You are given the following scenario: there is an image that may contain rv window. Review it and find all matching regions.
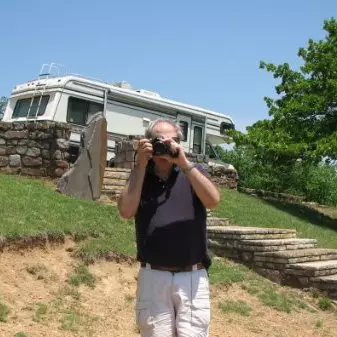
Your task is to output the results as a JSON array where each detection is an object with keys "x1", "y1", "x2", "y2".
[
  {"x1": 220, "y1": 121, "x2": 234, "y2": 134},
  {"x1": 193, "y1": 126, "x2": 202, "y2": 154},
  {"x1": 179, "y1": 121, "x2": 188, "y2": 141},
  {"x1": 67, "y1": 97, "x2": 103, "y2": 125},
  {"x1": 12, "y1": 96, "x2": 49, "y2": 118}
]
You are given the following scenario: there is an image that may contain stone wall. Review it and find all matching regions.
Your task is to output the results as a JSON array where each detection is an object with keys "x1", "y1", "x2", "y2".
[
  {"x1": 113, "y1": 137, "x2": 138, "y2": 169},
  {"x1": 0, "y1": 121, "x2": 71, "y2": 178},
  {"x1": 106, "y1": 138, "x2": 238, "y2": 199}
]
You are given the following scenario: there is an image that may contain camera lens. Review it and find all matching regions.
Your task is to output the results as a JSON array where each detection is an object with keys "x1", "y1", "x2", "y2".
[{"x1": 153, "y1": 141, "x2": 167, "y2": 155}]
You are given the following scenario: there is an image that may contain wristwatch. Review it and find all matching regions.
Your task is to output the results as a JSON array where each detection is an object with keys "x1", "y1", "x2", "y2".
[{"x1": 182, "y1": 162, "x2": 196, "y2": 174}]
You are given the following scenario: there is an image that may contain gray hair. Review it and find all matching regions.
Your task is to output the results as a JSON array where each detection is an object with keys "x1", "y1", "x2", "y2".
[{"x1": 145, "y1": 118, "x2": 183, "y2": 141}]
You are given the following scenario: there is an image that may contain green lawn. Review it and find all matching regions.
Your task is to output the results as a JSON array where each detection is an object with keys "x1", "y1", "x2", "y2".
[{"x1": 0, "y1": 173, "x2": 135, "y2": 256}]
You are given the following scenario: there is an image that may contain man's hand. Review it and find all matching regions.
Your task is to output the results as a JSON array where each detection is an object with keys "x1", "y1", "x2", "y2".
[
  {"x1": 136, "y1": 138, "x2": 153, "y2": 168},
  {"x1": 156, "y1": 138, "x2": 190, "y2": 170}
]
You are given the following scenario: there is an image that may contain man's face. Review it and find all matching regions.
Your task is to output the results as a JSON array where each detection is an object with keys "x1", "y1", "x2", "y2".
[{"x1": 151, "y1": 122, "x2": 178, "y2": 169}]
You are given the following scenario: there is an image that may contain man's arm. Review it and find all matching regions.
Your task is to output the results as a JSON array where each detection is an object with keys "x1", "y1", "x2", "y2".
[
  {"x1": 160, "y1": 138, "x2": 220, "y2": 209},
  {"x1": 117, "y1": 165, "x2": 147, "y2": 219},
  {"x1": 117, "y1": 139, "x2": 152, "y2": 219},
  {"x1": 182, "y1": 163, "x2": 220, "y2": 209}
]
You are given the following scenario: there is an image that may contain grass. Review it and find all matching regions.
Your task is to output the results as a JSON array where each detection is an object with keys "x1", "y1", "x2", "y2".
[
  {"x1": 219, "y1": 300, "x2": 252, "y2": 316},
  {"x1": 68, "y1": 264, "x2": 96, "y2": 288},
  {"x1": 214, "y1": 188, "x2": 337, "y2": 249},
  {"x1": 0, "y1": 173, "x2": 136, "y2": 257},
  {"x1": 33, "y1": 303, "x2": 48, "y2": 322},
  {"x1": 0, "y1": 301, "x2": 9, "y2": 322},
  {"x1": 210, "y1": 258, "x2": 325, "y2": 314},
  {"x1": 48, "y1": 285, "x2": 98, "y2": 333}
]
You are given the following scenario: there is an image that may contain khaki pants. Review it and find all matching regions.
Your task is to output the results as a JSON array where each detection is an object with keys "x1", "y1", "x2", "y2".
[{"x1": 135, "y1": 263, "x2": 210, "y2": 337}]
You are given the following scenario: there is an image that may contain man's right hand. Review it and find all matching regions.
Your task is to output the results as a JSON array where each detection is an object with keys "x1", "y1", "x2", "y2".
[{"x1": 136, "y1": 138, "x2": 153, "y2": 168}]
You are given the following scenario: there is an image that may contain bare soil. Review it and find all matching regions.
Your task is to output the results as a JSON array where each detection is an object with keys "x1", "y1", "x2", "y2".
[{"x1": 1, "y1": 240, "x2": 337, "y2": 337}]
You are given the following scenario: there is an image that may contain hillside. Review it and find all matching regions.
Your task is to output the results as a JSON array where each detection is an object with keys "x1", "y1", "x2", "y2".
[{"x1": 0, "y1": 173, "x2": 337, "y2": 337}]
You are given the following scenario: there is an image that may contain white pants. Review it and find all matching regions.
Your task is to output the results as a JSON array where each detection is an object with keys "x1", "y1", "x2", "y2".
[{"x1": 135, "y1": 264, "x2": 210, "y2": 337}]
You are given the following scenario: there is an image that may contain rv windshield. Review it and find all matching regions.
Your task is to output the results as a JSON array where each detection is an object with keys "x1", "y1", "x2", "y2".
[{"x1": 12, "y1": 96, "x2": 49, "y2": 118}]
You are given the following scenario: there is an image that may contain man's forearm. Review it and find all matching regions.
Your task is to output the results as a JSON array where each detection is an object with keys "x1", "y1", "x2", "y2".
[
  {"x1": 117, "y1": 165, "x2": 146, "y2": 219},
  {"x1": 184, "y1": 166, "x2": 220, "y2": 209}
]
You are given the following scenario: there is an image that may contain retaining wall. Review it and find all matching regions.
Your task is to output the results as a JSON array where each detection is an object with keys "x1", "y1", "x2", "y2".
[{"x1": 0, "y1": 121, "x2": 71, "y2": 178}]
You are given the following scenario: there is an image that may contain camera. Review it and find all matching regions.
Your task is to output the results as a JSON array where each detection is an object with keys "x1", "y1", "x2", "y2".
[{"x1": 151, "y1": 137, "x2": 179, "y2": 157}]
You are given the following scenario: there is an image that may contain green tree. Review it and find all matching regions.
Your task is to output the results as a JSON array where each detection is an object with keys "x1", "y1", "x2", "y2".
[
  {"x1": 0, "y1": 96, "x2": 8, "y2": 120},
  {"x1": 232, "y1": 18, "x2": 337, "y2": 166}
]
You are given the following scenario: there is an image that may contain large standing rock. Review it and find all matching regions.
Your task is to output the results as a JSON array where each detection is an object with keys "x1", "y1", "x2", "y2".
[{"x1": 56, "y1": 112, "x2": 107, "y2": 200}]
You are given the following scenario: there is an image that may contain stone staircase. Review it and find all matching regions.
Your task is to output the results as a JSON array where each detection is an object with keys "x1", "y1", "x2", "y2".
[
  {"x1": 101, "y1": 167, "x2": 131, "y2": 200},
  {"x1": 207, "y1": 218, "x2": 337, "y2": 299}
]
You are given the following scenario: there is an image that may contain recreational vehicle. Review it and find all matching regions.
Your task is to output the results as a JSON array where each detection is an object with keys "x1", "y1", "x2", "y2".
[{"x1": 3, "y1": 64, "x2": 235, "y2": 165}]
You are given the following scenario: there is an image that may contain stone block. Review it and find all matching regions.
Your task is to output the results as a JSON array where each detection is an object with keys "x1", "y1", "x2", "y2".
[
  {"x1": 9, "y1": 154, "x2": 21, "y2": 167},
  {"x1": 52, "y1": 150, "x2": 62, "y2": 160},
  {"x1": 0, "y1": 156, "x2": 9, "y2": 167},
  {"x1": 55, "y1": 128, "x2": 65, "y2": 138},
  {"x1": 56, "y1": 138, "x2": 69, "y2": 150},
  {"x1": 41, "y1": 149, "x2": 51, "y2": 159},
  {"x1": 27, "y1": 140, "x2": 43, "y2": 148},
  {"x1": 57, "y1": 113, "x2": 107, "y2": 200},
  {"x1": 26, "y1": 147, "x2": 41, "y2": 157},
  {"x1": 21, "y1": 167, "x2": 46, "y2": 176},
  {"x1": 55, "y1": 160, "x2": 69, "y2": 169},
  {"x1": 0, "y1": 122, "x2": 11, "y2": 131},
  {"x1": 104, "y1": 171, "x2": 130, "y2": 179},
  {"x1": 22, "y1": 156, "x2": 43, "y2": 167},
  {"x1": 0, "y1": 147, "x2": 6, "y2": 155},
  {"x1": 6, "y1": 140, "x2": 18, "y2": 146},
  {"x1": 4, "y1": 130, "x2": 28, "y2": 139},
  {"x1": 115, "y1": 152, "x2": 126, "y2": 161},
  {"x1": 124, "y1": 162, "x2": 134, "y2": 169},
  {"x1": 103, "y1": 178, "x2": 127, "y2": 186},
  {"x1": 18, "y1": 139, "x2": 28, "y2": 146},
  {"x1": 54, "y1": 168, "x2": 65, "y2": 177},
  {"x1": 12, "y1": 122, "x2": 25, "y2": 130},
  {"x1": 0, "y1": 138, "x2": 5, "y2": 145},
  {"x1": 16, "y1": 146, "x2": 27, "y2": 155},
  {"x1": 6, "y1": 146, "x2": 16, "y2": 155},
  {"x1": 126, "y1": 150, "x2": 135, "y2": 161}
]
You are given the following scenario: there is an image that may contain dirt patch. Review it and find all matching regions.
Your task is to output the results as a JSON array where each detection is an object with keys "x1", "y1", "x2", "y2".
[{"x1": 0, "y1": 241, "x2": 336, "y2": 337}]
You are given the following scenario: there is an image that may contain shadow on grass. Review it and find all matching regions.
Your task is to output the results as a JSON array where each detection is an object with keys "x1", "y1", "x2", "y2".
[{"x1": 261, "y1": 198, "x2": 337, "y2": 232}]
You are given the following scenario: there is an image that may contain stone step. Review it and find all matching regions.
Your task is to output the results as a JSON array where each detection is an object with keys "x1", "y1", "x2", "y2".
[
  {"x1": 310, "y1": 274, "x2": 337, "y2": 298},
  {"x1": 105, "y1": 167, "x2": 131, "y2": 172},
  {"x1": 207, "y1": 226, "x2": 296, "y2": 240},
  {"x1": 103, "y1": 178, "x2": 127, "y2": 186},
  {"x1": 104, "y1": 171, "x2": 131, "y2": 179},
  {"x1": 285, "y1": 260, "x2": 337, "y2": 277},
  {"x1": 208, "y1": 238, "x2": 316, "y2": 253},
  {"x1": 254, "y1": 248, "x2": 337, "y2": 265},
  {"x1": 207, "y1": 217, "x2": 231, "y2": 227}
]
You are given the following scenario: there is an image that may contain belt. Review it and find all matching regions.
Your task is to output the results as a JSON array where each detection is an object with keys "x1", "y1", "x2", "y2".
[{"x1": 140, "y1": 262, "x2": 204, "y2": 272}]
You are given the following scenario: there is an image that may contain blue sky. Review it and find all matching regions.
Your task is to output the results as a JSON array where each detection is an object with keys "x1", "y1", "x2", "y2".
[{"x1": 1, "y1": 1, "x2": 336, "y2": 131}]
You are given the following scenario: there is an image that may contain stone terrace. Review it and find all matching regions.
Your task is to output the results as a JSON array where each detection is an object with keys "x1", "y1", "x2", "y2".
[{"x1": 207, "y1": 220, "x2": 337, "y2": 299}]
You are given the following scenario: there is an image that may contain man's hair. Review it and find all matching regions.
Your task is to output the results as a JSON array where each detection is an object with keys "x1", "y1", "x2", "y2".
[{"x1": 145, "y1": 119, "x2": 183, "y2": 141}]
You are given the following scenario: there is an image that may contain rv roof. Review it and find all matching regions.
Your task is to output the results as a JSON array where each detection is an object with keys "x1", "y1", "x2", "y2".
[{"x1": 11, "y1": 75, "x2": 234, "y2": 124}]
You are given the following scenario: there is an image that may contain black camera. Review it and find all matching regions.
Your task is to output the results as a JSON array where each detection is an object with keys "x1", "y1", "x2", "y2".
[{"x1": 151, "y1": 137, "x2": 179, "y2": 157}]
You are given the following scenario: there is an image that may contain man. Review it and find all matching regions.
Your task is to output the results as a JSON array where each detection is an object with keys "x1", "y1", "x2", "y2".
[{"x1": 118, "y1": 119, "x2": 220, "y2": 337}]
